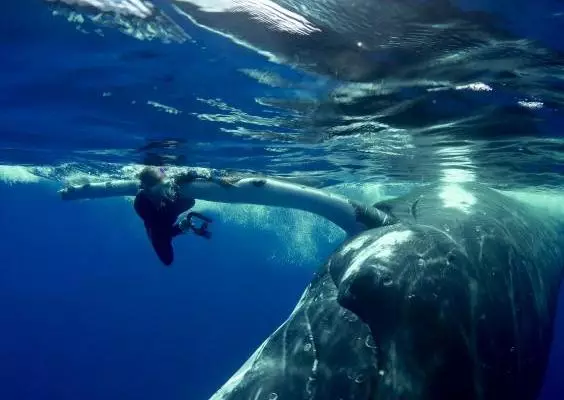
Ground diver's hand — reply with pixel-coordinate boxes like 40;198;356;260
174;211;192;233
174;211;213;238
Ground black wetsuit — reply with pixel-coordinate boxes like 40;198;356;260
134;189;195;266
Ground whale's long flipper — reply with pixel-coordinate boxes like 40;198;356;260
59;168;395;236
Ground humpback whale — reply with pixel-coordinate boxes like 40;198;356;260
60;170;564;400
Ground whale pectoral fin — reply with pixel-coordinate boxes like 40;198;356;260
350;201;396;230
146;226;174;266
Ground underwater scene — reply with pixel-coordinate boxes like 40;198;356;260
1;0;564;399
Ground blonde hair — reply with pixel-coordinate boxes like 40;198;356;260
138;167;163;189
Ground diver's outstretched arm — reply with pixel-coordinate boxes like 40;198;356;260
59;169;393;235
60;180;140;200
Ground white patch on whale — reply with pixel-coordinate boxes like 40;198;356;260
439;184;476;214
341;230;413;284
339;233;372;256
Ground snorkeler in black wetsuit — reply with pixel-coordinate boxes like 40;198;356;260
133;167;212;266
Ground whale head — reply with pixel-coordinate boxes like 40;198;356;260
329;224;477;399
210;223;479;400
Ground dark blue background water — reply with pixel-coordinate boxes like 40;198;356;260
0;181;326;399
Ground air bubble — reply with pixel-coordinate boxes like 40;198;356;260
364;335;377;349
304;343;312;352
378;370;385;376
382;276;394;287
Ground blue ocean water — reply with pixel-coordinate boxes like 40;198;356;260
1;0;564;399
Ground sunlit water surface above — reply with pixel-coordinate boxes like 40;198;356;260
2;0;564;189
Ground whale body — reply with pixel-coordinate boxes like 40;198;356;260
210;182;564;400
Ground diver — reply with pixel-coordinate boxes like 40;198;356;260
133;167;212;266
